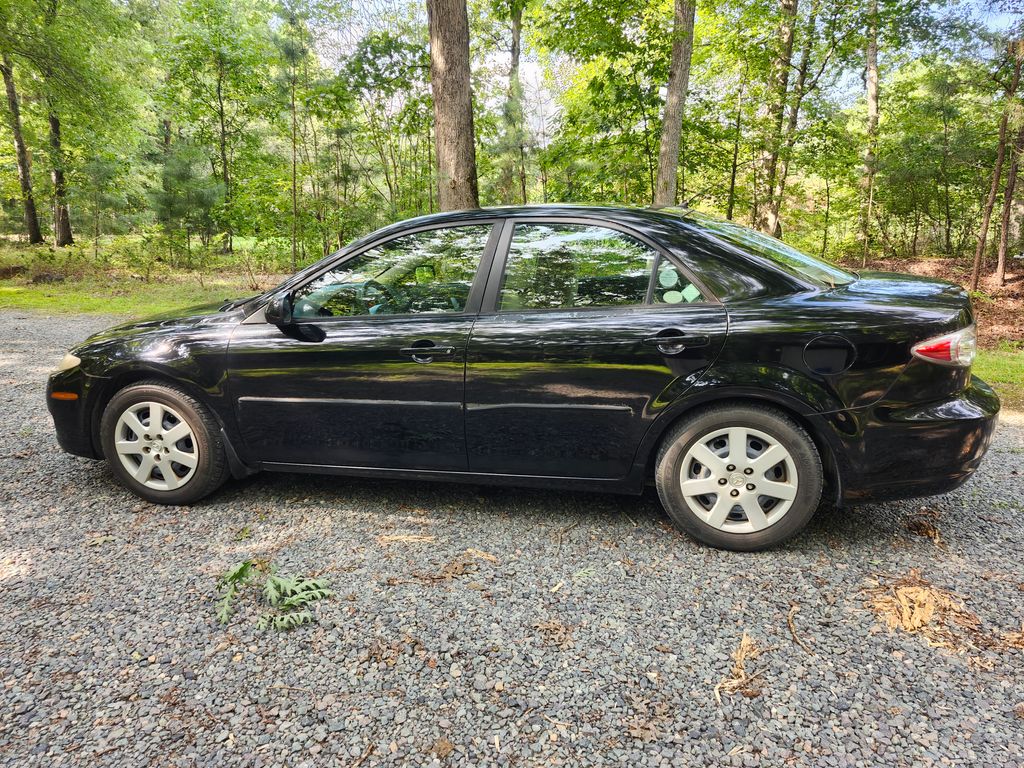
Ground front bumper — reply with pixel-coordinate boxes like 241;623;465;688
829;376;1000;503
46;367;103;459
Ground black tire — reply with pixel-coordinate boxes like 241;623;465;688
100;380;228;504
655;404;823;551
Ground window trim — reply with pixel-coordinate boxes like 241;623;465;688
479;216;718;316
284;220;503;325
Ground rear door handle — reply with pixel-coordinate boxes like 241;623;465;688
399;343;456;363
643;332;710;350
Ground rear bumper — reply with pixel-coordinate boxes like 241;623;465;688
831;376;999;504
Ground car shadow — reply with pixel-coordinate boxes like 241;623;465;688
207;469;921;554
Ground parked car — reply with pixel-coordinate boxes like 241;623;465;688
46;206;999;550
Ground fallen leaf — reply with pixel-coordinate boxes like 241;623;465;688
431;738;454;758
87;535;115;546
377;534;436;545
864;569;981;651
714;632;764;704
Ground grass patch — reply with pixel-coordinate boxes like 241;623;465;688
0;274;260;317
974;346;1024;412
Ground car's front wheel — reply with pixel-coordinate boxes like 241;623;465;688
655;405;823;551
100;381;228;504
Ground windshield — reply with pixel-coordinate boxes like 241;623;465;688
683;211;856;287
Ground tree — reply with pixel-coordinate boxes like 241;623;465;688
653;0;696;207
860;0;879;266
164;0;274;250
972;42;1022;289
996;121;1024;285
41;0;74;246
427;0;480;210
0;54;43;243
753;0;799;233
490;0;531;204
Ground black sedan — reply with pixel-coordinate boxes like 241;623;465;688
46;206;999;550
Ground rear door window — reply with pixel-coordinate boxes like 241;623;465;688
498;223;656;311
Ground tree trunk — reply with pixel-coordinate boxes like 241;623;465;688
861;0;879;267
754;0;798;231
0;55;44;244
290;63;298;270
726;78;743;220
499;1;528;205
971;49;1021;290
820;176;830;258
215;59;232;251
427;0;479;210
996;122;1024;285
48;111;74;246
40;0;72;246
653;0;696;207
765;1;818;237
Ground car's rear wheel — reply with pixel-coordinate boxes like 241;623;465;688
655;405;823;551
100;381;228;504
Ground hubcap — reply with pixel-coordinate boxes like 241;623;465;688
113;402;198;491
679;426;798;534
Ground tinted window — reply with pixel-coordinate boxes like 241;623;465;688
498;223;658;311
653;260;704;305
292;225;491;318
684;211;855;287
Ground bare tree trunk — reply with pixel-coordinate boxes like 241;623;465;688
754;0;798;231
653;0;696;207
996;122;1024;285
48;111;74;246
427;0;479;211
972;48;1022;290
1;55;44;244
861;0;879;267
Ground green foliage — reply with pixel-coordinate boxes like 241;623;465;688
0;0;1016;286
215;559;332;631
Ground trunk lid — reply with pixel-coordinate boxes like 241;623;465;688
838;271;974;405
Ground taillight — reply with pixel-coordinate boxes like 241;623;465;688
911;324;976;367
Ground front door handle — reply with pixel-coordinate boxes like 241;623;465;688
642;331;711;352
399;343;456;363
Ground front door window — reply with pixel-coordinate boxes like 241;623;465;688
292;225;493;319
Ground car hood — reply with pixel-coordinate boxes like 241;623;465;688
79;301;245;347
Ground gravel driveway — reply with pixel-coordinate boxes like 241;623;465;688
1;311;1023;767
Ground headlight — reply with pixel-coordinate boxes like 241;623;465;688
54;353;81;373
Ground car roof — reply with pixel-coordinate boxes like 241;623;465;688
364;204;690;238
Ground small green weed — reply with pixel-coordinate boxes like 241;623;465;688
216;559;331;631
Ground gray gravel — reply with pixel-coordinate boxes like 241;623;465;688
1;310;1023;767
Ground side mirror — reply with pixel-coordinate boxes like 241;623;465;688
264;292;293;325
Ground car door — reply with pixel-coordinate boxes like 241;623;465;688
465;218;728;480
226;221;499;471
